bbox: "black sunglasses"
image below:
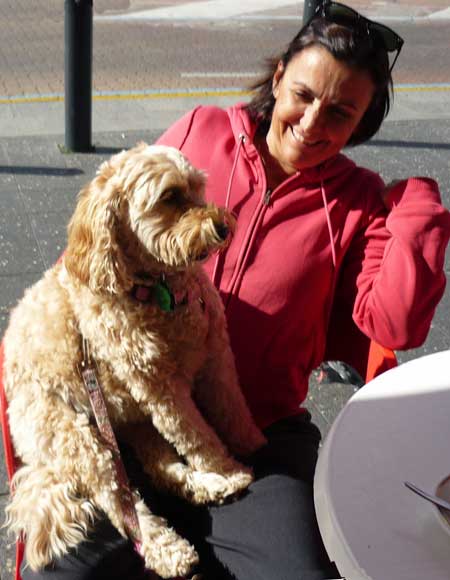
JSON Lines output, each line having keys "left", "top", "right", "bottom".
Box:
{"left": 306, "top": 1, "right": 404, "bottom": 72}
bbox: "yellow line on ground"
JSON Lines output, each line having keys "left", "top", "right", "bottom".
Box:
{"left": 0, "top": 95, "right": 64, "bottom": 104}
{"left": 0, "top": 89, "right": 252, "bottom": 105}
{"left": 95, "top": 89, "right": 252, "bottom": 101}
{"left": 396, "top": 86, "right": 450, "bottom": 92}
{"left": 1, "top": 85, "right": 449, "bottom": 105}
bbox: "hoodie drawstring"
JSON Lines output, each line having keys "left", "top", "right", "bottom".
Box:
{"left": 320, "top": 180, "right": 337, "bottom": 269}
{"left": 212, "top": 133, "right": 246, "bottom": 287}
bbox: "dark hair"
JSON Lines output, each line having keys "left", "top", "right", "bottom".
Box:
{"left": 245, "top": 18, "right": 393, "bottom": 146}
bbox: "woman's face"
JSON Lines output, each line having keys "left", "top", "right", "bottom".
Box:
{"left": 266, "top": 45, "right": 375, "bottom": 174}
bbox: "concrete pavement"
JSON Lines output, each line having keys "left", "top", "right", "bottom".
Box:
{"left": 1, "top": 2, "right": 449, "bottom": 579}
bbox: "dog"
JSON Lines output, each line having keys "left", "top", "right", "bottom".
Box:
{"left": 3, "top": 143, "right": 266, "bottom": 578}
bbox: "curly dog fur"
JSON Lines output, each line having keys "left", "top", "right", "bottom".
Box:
{"left": 3, "top": 143, "right": 266, "bottom": 578}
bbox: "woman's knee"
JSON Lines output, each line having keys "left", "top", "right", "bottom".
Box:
{"left": 204, "top": 474, "right": 334, "bottom": 580}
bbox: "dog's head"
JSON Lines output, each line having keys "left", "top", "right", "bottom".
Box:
{"left": 64, "top": 143, "right": 233, "bottom": 295}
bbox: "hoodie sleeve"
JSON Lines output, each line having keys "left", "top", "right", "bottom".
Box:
{"left": 343, "top": 177, "right": 450, "bottom": 350}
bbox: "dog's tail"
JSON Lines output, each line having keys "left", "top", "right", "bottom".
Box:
{"left": 5, "top": 464, "right": 97, "bottom": 571}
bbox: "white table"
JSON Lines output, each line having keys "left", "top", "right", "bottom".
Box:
{"left": 314, "top": 350, "right": 450, "bottom": 580}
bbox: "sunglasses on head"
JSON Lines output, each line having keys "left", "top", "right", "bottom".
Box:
{"left": 306, "top": 1, "right": 404, "bottom": 73}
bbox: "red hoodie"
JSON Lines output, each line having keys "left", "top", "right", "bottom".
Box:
{"left": 157, "top": 104, "right": 450, "bottom": 429}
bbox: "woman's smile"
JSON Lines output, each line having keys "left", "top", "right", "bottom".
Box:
{"left": 290, "top": 125, "right": 326, "bottom": 148}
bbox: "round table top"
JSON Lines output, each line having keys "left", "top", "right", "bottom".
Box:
{"left": 314, "top": 350, "right": 450, "bottom": 580}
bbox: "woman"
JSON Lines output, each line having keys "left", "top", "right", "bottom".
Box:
{"left": 156, "top": 6, "right": 449, "bottom": 580}
{"left": 22, "top": 4, "right": 450, "bottom": 580}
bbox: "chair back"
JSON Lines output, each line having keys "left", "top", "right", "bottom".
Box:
{"left": 366, "top": 341, "right": 397, "bottom": 383}
{"left": 0, "top": 342, "right": 24, "bottom": 580}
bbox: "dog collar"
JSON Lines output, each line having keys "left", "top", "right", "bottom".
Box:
{"left": 131, "top": 277, "right": 188, "bottom": 312}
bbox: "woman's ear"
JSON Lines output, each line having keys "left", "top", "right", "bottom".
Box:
{"left": 272, "top": 61, "right": 284, "bottom": 99}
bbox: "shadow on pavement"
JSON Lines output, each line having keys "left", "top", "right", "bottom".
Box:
{"left": 367, "top": 139, "right": 450, "bottom": 150}
{"left": 0, "top": 166, "right": 84, "bottom": 176}
{"left": 92, "top": 146, "right": 130, "bottom": 155}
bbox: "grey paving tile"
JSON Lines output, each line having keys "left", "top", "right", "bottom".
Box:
{"left": 0, "top": 167, "right": 17, "bottom": 188}
{"left": 29, "top": 212, "right": 69, "bottom": 269}
{"left": 0, "top": 192, "right": 44, "bottom": 275}
{"left": 94, "top": 130, "right": 159, "bottom": 150}
{"left": 0, "top": 273, "right": 44, "bottom": 337}
{"left": 10, "top": 167, "right": 85, "bottom": 199}
{"left": 0, "top": 271, "right": 45, "bottom": 310}
{"left": 397, "top": 324, "right": 450, "bottom": 364}
{"left": 307, "top": 379, "right": 360, "bottom": 428}
{"left": 0, "top": 141, "right": 10, "bottom": 166}
{"left": 430, "top": 299, "right": 450, "bottom": 342}
{"left": 0, "top": 310, "right": 10, "bottom": 338}
{"left": 1, "top": 137, "right": 35, "bottom": 165}
{"left": 20, "top": 185, "right": 80, "bottom": 215}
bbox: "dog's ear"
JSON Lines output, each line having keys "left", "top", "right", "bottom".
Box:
{"left": 64, "top": 163, "right": 133, "bottom": 295}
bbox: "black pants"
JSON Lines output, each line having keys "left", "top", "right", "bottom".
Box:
{"left": 21, "top": 413, "right": 340, "bottom": 580}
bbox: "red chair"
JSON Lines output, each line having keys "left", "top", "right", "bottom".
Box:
{"left": 0, "top": 342, "right": 25, "bottom": 580}
{"left": 0, "top": 339, "right": 396, "bottom": 580}
{"left": 365, "top": 340, "right": 397, "bottom": 382}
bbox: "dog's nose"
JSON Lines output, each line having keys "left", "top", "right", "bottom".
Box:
{"left": 215, "top": 223, "right": 229, "bottom": 241}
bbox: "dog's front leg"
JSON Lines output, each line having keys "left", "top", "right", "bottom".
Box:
{"left": 194, "top": 282, "right": 267, "bottom": 457}
{"left": 194, "top": 343, "right": 267, "bottom": 458}
{"left": 121, "top": 422, "right": 245, "bottom": 506}
{"left": 131, "top": 377, "right": 253, "bottom": 503}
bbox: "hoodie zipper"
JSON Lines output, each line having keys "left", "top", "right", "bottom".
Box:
{"left": 224, "top": 140, "right": 270, "bottom": 308}
{"left": 225, "top": 192, "right": 269, "bottom": 310}
{"left": 263, "top": 188, "right": 272, "bottom": 206}
{"left": 223, "top": 130, "right": 336, "bottom": 310}
{"left": 224, "top": 141, "right": 304, "bottom": 308}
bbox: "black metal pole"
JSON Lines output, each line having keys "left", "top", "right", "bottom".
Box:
{"left": 302, "top": 0, "right": 323, "bottom": 24}
{"left": 64, "top": 0, "right": 94, "bottom": 152}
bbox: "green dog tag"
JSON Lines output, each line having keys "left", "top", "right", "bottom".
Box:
{"left": 153, "top": 281, "right": 174, "bottom": 312}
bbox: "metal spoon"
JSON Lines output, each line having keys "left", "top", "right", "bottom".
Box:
{"left": 404, "top": 481, "right": 450, "bottom": 512}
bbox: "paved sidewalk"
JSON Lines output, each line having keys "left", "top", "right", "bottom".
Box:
{"left": 99, "top": 0, "right": 450, "bottom": 20}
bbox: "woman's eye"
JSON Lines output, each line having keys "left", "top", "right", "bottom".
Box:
{"left": 294, "top": 90, "right": 311, "bottom": 101}
{"left": 330, "top": 107, "right": 352, "bottom": 120}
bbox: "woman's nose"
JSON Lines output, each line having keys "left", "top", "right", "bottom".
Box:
{"left": 300, "top": 102, "right": 324, "bottom": 135}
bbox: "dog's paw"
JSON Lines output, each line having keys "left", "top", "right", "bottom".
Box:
{"left": 140, "top": 529, "right": 199, "bottom": 579}
{"left": 187, "top": 467, "right": 253, "bottom": 504}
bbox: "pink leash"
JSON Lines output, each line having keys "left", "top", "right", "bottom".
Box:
{"left": 78, "top": 337, "right": 143, "bottom": 551}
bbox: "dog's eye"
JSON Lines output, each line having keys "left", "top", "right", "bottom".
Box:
{"left": 161, "top": 187, "right": 184, "bottom": 204}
